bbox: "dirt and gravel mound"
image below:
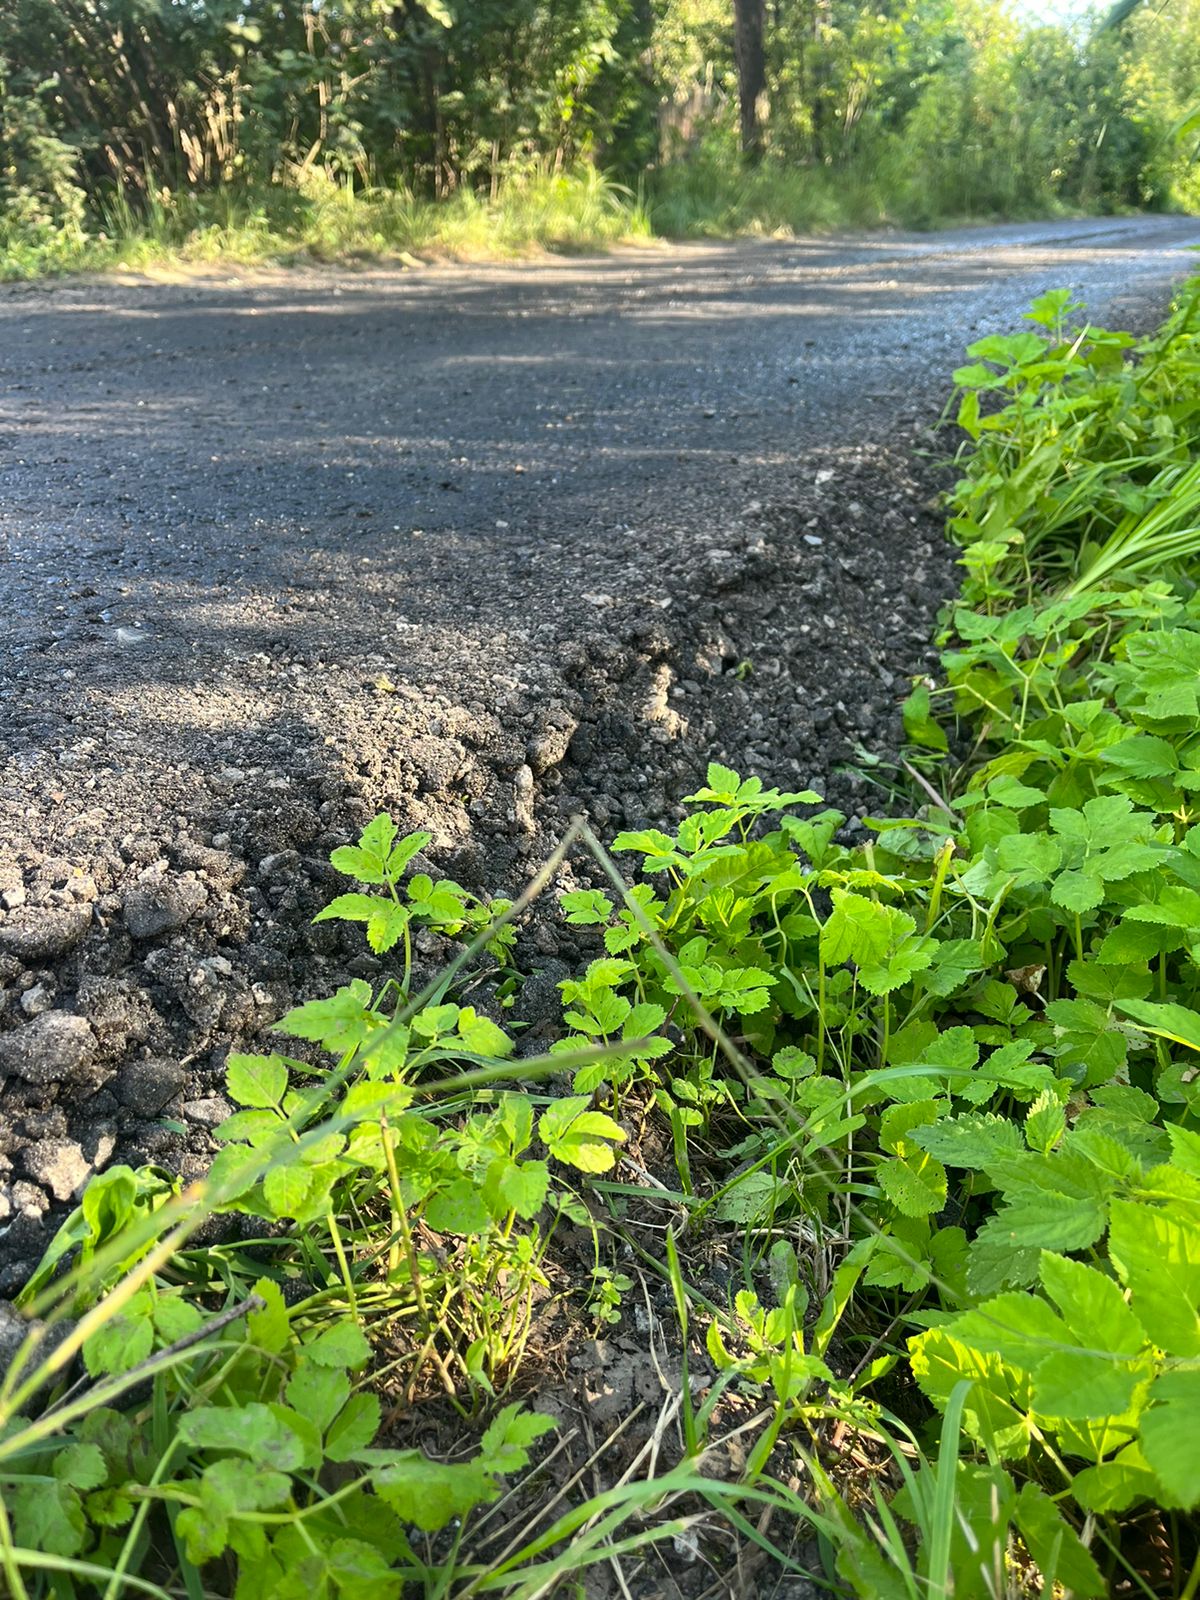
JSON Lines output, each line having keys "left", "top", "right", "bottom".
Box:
{"left": 0, "top": 435, "right": 949, "bottom": 1287}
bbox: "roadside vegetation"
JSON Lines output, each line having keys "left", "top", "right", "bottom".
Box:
{"left": 1, "top": 0, "right": 1197, "bottom": 279}
{"left": 3, "top": 275, "right": 1200, "bottom": 1594}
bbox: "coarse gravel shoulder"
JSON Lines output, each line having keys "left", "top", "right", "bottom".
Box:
{"left": 0, "top": 213, "right": 1196, "bottom": 1286}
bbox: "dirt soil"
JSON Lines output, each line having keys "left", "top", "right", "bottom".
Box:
{"left": 0, "top": 215, "right": 1195, "bottom": 1298}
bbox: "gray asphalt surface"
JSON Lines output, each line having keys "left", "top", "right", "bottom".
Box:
{"left": 0, "top": 214, "right": 1196, "bottom": 1283}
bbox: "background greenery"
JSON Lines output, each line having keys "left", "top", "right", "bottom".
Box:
{"left": 1, "top": 0, "right": 1196, "bottom": 275}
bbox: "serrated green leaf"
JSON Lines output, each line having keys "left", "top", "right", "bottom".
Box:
{"left": 1032, "top": 1350, "right": 1151, "bottom": 1422}
{"left": 1013, "top": 1482, "right": 1105, "bottom": 1596}
{"left": 988, "top": 776, "right": 1046, "bottom": 808}
{"left": 1072, "top": 1445, "right": 1160, "bottom": 1513}
{"left": 248, "top": 1277, "right": 291, "bottom": 1355}
{"left": 950, "top": 1290, "right": 1069, "bottom": 1369}
{"left": 820, "top": 890, "right": 898, "bottom": 968}
{"left": 367, "top": 899, "right": 409, "bottom": 954}
{"left": 426, "top": 1176, "right": 492, "bottom": 1234}
{"left": 375, "top": 1453, "right": 495, "bottom": 1531}
{"left": 306, "top": 1320, "right": 372, "bottom": 1370}
{"left": 877, "top": 1153, "right": 947, "bottom": 1217}
{"left": 713, "top": 1169, "right": 779, "bottom": 1223}
{"left": 54, "top": 1443, "right": 106, "bottom": 1491}
{"left": 456, "top": 1007, "right": 514, "bottom": 1058}
{"left": 478, "top": 1405, "right": 556, "bottom": 1475}
{"left": 1051, "top": 868, "right": 1105, "bottom": 913}
{"left": 263, "top": 1161, "right": 317, "bottom": 1220}
{"left": 921, "top": 938, "right": 985, "bottom": 997}
{"left": 539, "top": 1097, "right": 625, "bottom": 1173}
{"left": 324, "top": 1392, "right": 381, "bottom": 1461}
{"left": 911, "top": 1112, "right": 1023, "bottom": 1168}
{"left": 1139, "top": 1370, "right": 1200, "bottom": 1508}
{"left": 485, "top": 1156, "right": 549, "bottom": 1219}
{"left": 178, "top": 1402, "right": 308, "bottom": 1472}
{"left": 1108, "top": 1199, "right": 1200, "bottom": 1356}
{"left": 226, "top": 1053, "right": 288, "bottom": 1108}
{"left": 1025, "top": 1090, "right": 1065, "bottom": 1154}
{"left": 276, "top": 980, "right": 382, "bottom": 1054}
{"left": 313, "top": 892, "right": 381, "bottom": 926}
{"left": 288, "top": 1359, "right": 351, "bottom": 1433}
{"left": 560, "top": 890, "right": 614, "bottom": 926}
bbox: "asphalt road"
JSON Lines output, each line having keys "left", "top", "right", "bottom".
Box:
{"left": 0, "top": 214, "right": 1196, "bottom": 1283}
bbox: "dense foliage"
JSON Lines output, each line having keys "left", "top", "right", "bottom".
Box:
{"left": 4, "top": 281, "right": 1200, "bottom": 1594}
{"left": 0, "top": 0, "right": 1196, "bottom": 272}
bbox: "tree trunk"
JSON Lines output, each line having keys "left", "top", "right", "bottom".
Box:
{"left": 732, "top": 0, "right": 766, "bottom": 160}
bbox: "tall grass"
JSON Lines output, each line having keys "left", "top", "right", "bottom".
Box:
{"left": 0, "top": 165, "right": 654, "bottom": 281}
{"left": 0, "top": 134, "right": 1124, "bottom": 285}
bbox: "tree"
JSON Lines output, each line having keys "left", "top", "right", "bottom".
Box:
{"left": 732, "top": 0, "right": 766, "bottom": 158}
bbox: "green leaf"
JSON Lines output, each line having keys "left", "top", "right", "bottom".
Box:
{"left": 911, "top": 1112, "right": 1023, "bottom": 1168}
{"left": 1117, "top": 998, "right": 1200, "bottom": 1054}
{"left": 1024, "top": 1090, "right": 1065, "bottom": 1154}
{"left": 263, "top": 1161, "right": 317, "bottom": 1220}
{"left": 276, "top": 980, "right": 382, "bottom": 1054}
{"left": 327, "top": 1537, "right": 401, "bottom": 1599}
{"left": 877, "top": 1153, "right": 947, "bottom": 1217}
{"left": 1167, "top": 1121, "right": 1200, "bottom": 1177}
{"left": 610, "top": 828, "right": 683, "bottom": 871}
{"left": 1013, "top": 1483, "right": 1105, "bottom": 1597}
{"left": 485, "top": 1156, "right": 548, "bottom": 1219}
{"left": 243, "top": 1280, "right": 290, "bottom": 1358}
{"left": 1072, "top": 1445, "right": 1160, "bottom": 1513}
{"left": 83, "top": 1308, "right": 154, "bottom": 1378}
{"left": 10, "top": 1483, "right": 86, "bottom": 1558}
{"left": 288, "top": 1360, "right": 351, "bottom": 1433}
{"left": 903, "top": 683, "right": 949, "bottom": 751}
{"left": 1040, "top": 1252, "right": 1146, "bottom": 1353}
{"left": 85, "top": 1487, "right": 135, "bottom": 1528}
{"left": 539, "top": 1097, "right": 625, "bottom": 1173}
{"left": 1032, "top": 1348, "right": 1151, "bottom": 1422}
{"left": 426, "top": 1177, "right": 492, "bottom": 1234}
{"left": 820, "top": 891, "right": 896, "bottom": 969}
{"left": 178, "top": 1402, "right": 308, "bottom": 1472}
{"left": 366, "top": 899, "right": 410, "bottom": 954}
{"left": 921, "top": 938, "right": 985, "bottom": 997}
{"left": 987, "top": 776, "right": 1046, "bottom": 809}
{"left": 54, "top": 1443, "right": 106, "bottom": 1491}
{"left": 1108, "top": 1199, "right": 1200, "bottom": 1356}
{"left": 560, "top": 890, "right": 614, "bottom": 926}
{"left": 878, "top": 1099, "right": 943, "bottom": 1155}
{"left": 478, "top": 1405, "right": 556, "bottom": 1475}
{"left": 385, "top": 830, "right": 432, "bottom": 880}
{"left": 949, "top": 1291, "right": 1070, "bottom": 1370}
{"left": 995, "top": 831, "right": 1062, "bottom": 882}
{"left": 304, "top": 1320, "right": 371, "bottom": 1371}
{"left": 907, "top": 1328, "right": 1028, "bottom": 1455}
{"left": 456, "top": 1007, "right": 514, "bottom": 1058}
{"left": 331, "top": 815, "right": 399, "bottom": 885}
{"left": 324, "top": 1392, "right": 381, "bottom": 1461}
{"left": 713, "top": 1169, "right": 780, "bottom": 1223}
{"left": 1050, "top": 868, "right": 1105, "bottom": 914}
{"left": 313, "top": 892, "right": 382, "bottom": 926}
{"left": 375, "top": 1454, "right": 495, "bottom": 1531}
{"left": 1124, "top": 884, "right": 1200, "bottom": 930}
{"left": 226, "top": 1053, "right": 289, "bottom": 1108}
{"left": 858, "top": 933, "right": 937, "bottom": 996}
{"left": 1140, "top": 1370, "right": 1200, "bottom": 1507}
